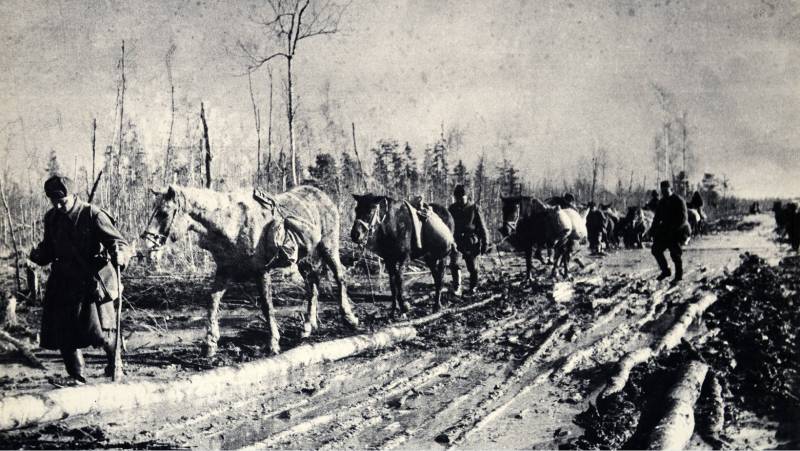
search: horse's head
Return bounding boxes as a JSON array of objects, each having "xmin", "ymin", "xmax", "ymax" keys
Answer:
[
  {"xmin": 141, "ymin": 186, "xmax": 189, "ymax": 252},
  {"xmin": 499, "ymin": 196, "xmax": 530, "ymax": 237},
  {"xmin": 350, "ymin": 193, "xmax": 389, "ymax": 245}
]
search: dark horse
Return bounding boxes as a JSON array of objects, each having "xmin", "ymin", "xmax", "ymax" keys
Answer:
[
  {"xmin": 141, "ymin": 185, "xmax": 359, "ymax": 356},
  {"xmin": 350, "ymin": 194, "xmax": 456, "ymax": 315},
  {"xmin": 499, "ymin": 196, "xmax": 587, "ymax": 279}
]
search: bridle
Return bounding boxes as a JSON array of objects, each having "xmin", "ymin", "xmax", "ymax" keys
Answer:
[
  {"xmin": 140, "ymin": 199, "xmax": 179, "ymax": 249},
  {"xmin": 356, "ymin": 198, "xmax": 387, "ymax": 242}
]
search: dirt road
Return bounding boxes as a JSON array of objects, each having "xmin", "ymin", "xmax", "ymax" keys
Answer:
[{"xmin": 0, "ymin": 213, "xmax": 790, "ymax": 449}]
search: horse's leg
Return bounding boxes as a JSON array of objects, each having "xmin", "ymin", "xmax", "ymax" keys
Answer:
[
  {"xmin": 396, "ymin": 261, "xmax": 412, "ymax": 314},
  {"xmin": 298, "ymin": 262, "xmax": 320, "ymax": 339},
  {"xmin": 256, "ymin": 271, "xmax": 280, "ymax": 355},
  {"xmin": 320, "ymin": 245, "xmax": 359, "ymax": 328},
  {"xmin": 386, "ymin": 261, "xmax": 399, "ymax": 317},
  {"xmin": 551, "ymin": 243, "xmax": 562, "ymax": 279},
  {"xmin": 202, "ymin": 277, "xmax": 228, "ymax": 357},
  {"xmin": 426, "ymin": 256, "xmax": 445, "ymax": 312},
  {"xmin": 524, "ymin": 246, "xmax": 534, "ymax": 282}
]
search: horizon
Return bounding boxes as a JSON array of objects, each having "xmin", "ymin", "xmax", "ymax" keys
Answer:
[{"xmin": 1, "ymin": 0, "xmax": 799, "ymax": 198}]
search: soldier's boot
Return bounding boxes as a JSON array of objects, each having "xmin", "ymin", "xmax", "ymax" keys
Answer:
[
  {"xmin": 466, "ymin": 272, "xmax": 479, "ymax": 295},
  {"xmin": 653, "ymin": 251, "xmax": 671, "ymax": 280},
  {"xmin": 451, "ymin": 268, "xmax": 462, "ymax": 296},
  {"xmin": 671, "ymin": 256, "xmax": 684, "ymax": 286},
  {"xmin": 60, "ymin": 348, "xmax": 86, "ymax": 384}
]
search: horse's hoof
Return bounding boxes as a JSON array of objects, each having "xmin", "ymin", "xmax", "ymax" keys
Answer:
[
  {"xmin": 343, "ymin": 312, "xmax": 360, "ymax": 329},
  {"xmin": 201, "ymin": 342, "xmax": 217, "ymax": 358},
  {"xmin": 301, "ymin": 323, "xmax": 313, "ymax": 339}
]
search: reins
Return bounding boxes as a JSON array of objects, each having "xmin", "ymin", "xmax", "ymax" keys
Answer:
[{"xmin": 140, "ymin": 198, "xmax": 179, "ymax": 249}]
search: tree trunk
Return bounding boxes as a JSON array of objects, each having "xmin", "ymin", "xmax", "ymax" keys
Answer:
[
  {"xmin": 0, "ymin": 326, "xmax": 417, "ymax": 431},
  {"xmin": 164, "ymin": 85, "xmax": 175, "ymax": 185},
  {"xmin": 266, "ymin": 68, "xmax": 274, "ymax": 186},
  {"xmin": 648, "ymin": 361, "xmax": 709, "ymax": 450},
  {"xmin": 200, "ymin": 102, "xmax": 212, "ymax": 189},
  {"xmin": 0, "ymin": 179, "xmax": 21, "ymax": 293},
  {"xmin": 287, "ymin": 56, "xmax": 298, "ymax": 187}
]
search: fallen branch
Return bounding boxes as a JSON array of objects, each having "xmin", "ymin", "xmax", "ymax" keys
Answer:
[
  {"xmin": 0, "ymin": 329, "xmax": 45, "ymax": 370},
  {"xmin": 393, "ymin": 293, "xmax": 504, "ymax": 328},
  {"xmin": 647, "ymin": 360, "xmax": 709, "ymax": 450},
  {"xmin": 0, "ymin": 326, "xmax": 416, "ymax": 431}
]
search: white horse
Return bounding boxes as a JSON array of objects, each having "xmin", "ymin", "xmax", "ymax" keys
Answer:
[{"xmin": 141, "ymin": 185, "xmax": 359, "ymax": 356}]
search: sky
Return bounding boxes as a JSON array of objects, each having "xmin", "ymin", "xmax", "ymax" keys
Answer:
[{"xmin": 1, "ymin": 0, "xmax": 799, "ymax": 198}]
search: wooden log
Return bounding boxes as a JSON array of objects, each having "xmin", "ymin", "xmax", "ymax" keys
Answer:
[
  {"xmin": 648, "ymin": 360, "xmax": 709, "ymax": 450},
  {"xmin": 0, "ymin": 326, "xmax": 416, "ymax": 431},
  {"xmin": 655, "ymin": 293, "xmax": 717, "ymax": 353},
  {"xmin": 602, "ymin": 347, "xmax": 654, "ymax": 397},
  {"xmin": 0, "ymin": 329, "xmax": 44, "ymax": 370}
]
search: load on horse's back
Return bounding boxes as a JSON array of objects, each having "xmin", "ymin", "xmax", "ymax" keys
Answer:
[
  {"xmin": 499, "ymin": 196, "xmax": 586, "ymax": 279},
  {"xmin": 141, "ymin": 184, "xmax": 358, "ymax": 356},
  {"xmin": 350, "ymin": 194, "xmax": 456, "ymax": 315}
]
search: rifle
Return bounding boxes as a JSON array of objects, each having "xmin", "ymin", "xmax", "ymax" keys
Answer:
[{"xmin": 112, "ymin": 264, "xmax": 123, "ymax": 381}]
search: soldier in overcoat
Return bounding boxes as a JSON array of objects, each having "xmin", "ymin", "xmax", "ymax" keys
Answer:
[
  {"xmin": 448, "ymin": 184, "xmax": 488, "ymax": 295},
  {"xmin": 29, "ymin": 175, "xmax": 130, "ymax": 383},
  {"xmin": 650, "ymin": 180, "xmax": 690, "ymax": 285}
]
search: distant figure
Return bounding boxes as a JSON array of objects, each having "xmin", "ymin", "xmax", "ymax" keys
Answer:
[
  {"xmin": 645, "ymin": 190, "xmax": 659, "ymax": 212},
  {"xmin": 650, "ymin": 181, "xmax": 690, "ymax": 285},
  {"xmin": 687, "ymin": 191, "xmax": 706, "ymax": 235},
  {"xmin": 28, "ymin": 175, "xmax": 130, "ymax": 383},
  {"xmin": 749, "ymin": 202, "xmax": 761, "ymax": 215},
  {"xmin": 448, "ymin": 184, "xmax": 488, "ymax": 295}
]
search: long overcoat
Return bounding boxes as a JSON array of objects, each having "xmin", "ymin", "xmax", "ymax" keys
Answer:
[{"xmin": 30, "ymin": 200, "xmax": 127, "ymax": 350}]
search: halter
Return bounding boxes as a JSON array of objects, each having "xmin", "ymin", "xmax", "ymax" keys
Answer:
[
  {"xmin": 356, "ymin": 198, "xmax": 387, "ymax": 241},
  {"xmin": 140, "ymin": 198, "xmax": 179, "ymax": 249}
]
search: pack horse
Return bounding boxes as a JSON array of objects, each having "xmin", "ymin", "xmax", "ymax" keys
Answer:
[{"xmin": 141, "ymin": 185, "xmax": 359, "ymax": 356}]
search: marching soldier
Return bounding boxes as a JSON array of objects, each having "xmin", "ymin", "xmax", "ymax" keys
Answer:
[
  {"xmin": 650, "ymin": 180, "xmax": 690, "ymax": 285},
  {"xmin": 29, "ymin": 175, "xmax": 130, "ymax": 383},
  {"xmin": 448, "ymin": 184, "xmax": 488, "ymax": 295}
]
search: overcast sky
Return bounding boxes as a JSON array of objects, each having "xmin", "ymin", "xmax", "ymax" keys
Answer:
[{"xmin": 1, "ymin": 0, "xmax": 799, "ymax": 198}]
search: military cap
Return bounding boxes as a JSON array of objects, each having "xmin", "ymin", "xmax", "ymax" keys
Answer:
[{"xmin": 44, "ymin": 175, "xmax": 73, "ymax": 199}]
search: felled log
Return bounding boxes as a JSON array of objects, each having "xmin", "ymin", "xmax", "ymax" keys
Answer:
[
  {"xmin": 655, "ymin": 293, "xmax": 717, "ymax": 353},
  {"xmin": 602, "ymin": 347, "xmax": 654, "ymax": 397},
  {"xmin": 0, "ymin": 326, "xmax": 416, "ymax": 431},
  {"xmin": 0, "ymin": 329, "xmax": 44, "ymax": 370},
  {"xmin": 647, "ymin": 360, "xmax": 709, "ymax": 450}
]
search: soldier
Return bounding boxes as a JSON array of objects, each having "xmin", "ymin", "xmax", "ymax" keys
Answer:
[
  {"xmin": 29, "ymin": 175, "xmax": 130, "ymax": 383},
  {"xmin": 650, "ymin": 180, "xmax": 689, "ymax": 285},
  {"xmin": 448, "ymin": 184, "xmax": 488, "ymax": 295}
]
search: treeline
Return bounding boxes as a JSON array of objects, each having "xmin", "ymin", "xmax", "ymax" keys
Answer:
[{"xmin": 0, "ymin": 122, "xmax": 746, "ymax": 273}]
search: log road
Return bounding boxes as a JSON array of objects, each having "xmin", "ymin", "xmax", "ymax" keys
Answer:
[{"xmin": 0, "ymin": 214, "xmax": 786, "ymax": 449}]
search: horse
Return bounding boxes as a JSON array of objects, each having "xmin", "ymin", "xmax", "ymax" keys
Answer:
[
  {"xmin": 687, "ymin": 191, "xmax": 706, "ymax": 236},
  {"xmin": 499, "ymin": 196, "xmax": 587, "ymax": 279},
  {"xmin": 618, "ymin": 206, "xmax": 653, "ymax": 248},
  {"xmin": 586, "ymin": 203, "xmax": 619, "ymax": 254},
  {"xmin": 687, "ymin": 208, "xmax": 703, "ymax": 236},
  {"xmin": 350, "ymin": 194, "xmax": 455, "ymax": 315},
  {"xmin": 141, "ymin": 185, "xmax": 359, "ymax": 356}
]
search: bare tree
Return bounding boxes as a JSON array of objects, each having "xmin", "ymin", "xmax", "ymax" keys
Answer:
[
  {"xmin": 164, "ymin": 43, "xmax": 177, "ymax": 184},
  {"xmin": 247, "ymin": 71, "xmax": 262, "ymax": 184},
  {"xmin": 239, "ymin": 0, "xmax": 351, "ymax": 187}
]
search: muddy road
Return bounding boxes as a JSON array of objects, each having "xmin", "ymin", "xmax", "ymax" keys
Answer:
[{"xmin": 0, "ymin": 213, "xmax": 795, "ymax": 449}]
